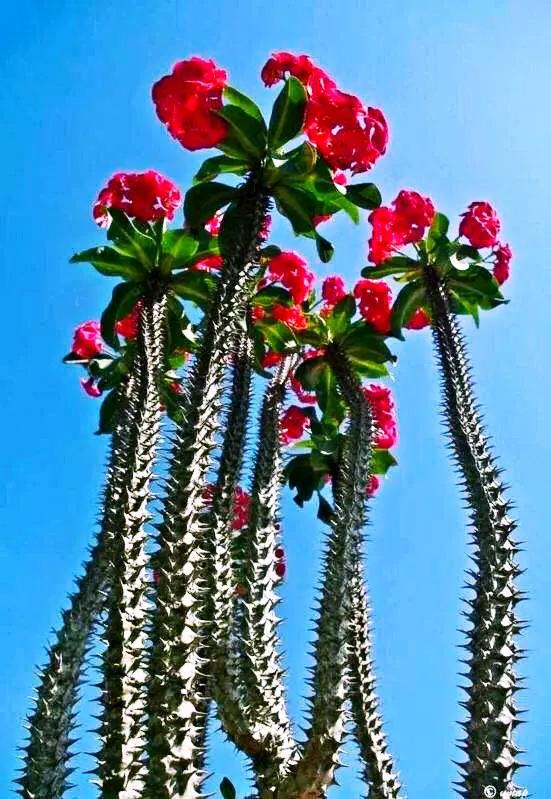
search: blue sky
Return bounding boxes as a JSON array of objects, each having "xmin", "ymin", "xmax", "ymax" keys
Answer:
[{"xmin": 1, "ymin": 1, "xmax": 551, "ymax": 796}]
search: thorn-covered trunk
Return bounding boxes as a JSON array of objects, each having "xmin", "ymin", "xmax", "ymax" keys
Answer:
[{"xmin": 424, "ymin": 264, "xmax": 524, "ymax": 799}]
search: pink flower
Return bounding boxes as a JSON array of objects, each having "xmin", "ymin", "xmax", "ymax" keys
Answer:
[
  {"xmin": 493, "ymin": 242, "xmax": 512, "ymax": 285},
  {"xmin": 115, "ymin": 303, "xmax": 142, "ymax": 340},
  {"xmin": 152, "ymin": 57, "xmax": 229, "ymax": 150},
  {"xmin": 80, "ymin": 377, "xmax": 102, "ymax": 398},
  {"xmin": 262, "ymin": 351, "xmax": 284, "ymax": 369},
  {"xmin": 72, "ymin": 321, "xmax": 103, "ymax": 359},
  {"xmin": 290, "ymin": 374, "xmax": 317, "ymax": 405},
  {"xmin": 259, "ymin": 215, "xmax": 272, "ymax": 241},
  {"xmin": 232, "ymin": 486, "xmax": 252, "ymax": 530},
  {"xmin": 272, "ymin": 304, "xmax": 308, "ymax": 331},
  {"xmin": 260, "ymin": 51, "xmax": 335, "ymax": 95},
  {"xmin": 459, "ymin": 201, "xmax": 501, "ymax": 248},
  {"xmin": 322, "ymin": 275, "xmax": 347, "ymax": 306},
  {"xmin": 363, "ymin": 384, "xmax": 398, "ymax": 449},
  {"xmin": 93, "ymin": 170, "xmax": 181, "ymax": 226},
  {"xmin": 268, "ymin": 251, "xmax": 315, "ymax": 305},
  {"xmin": 205, "ymin": 212, "xmax": 223, "ymax": 235},
  {"xmin": 367, "ymin": 190, "xmax": 435, "ymax": 263},
  {"xmin": 193, "ymin": 254, "xmax": 223, "ymax": 271},
  {"xmin": 353, "ymin": 279, "xmax": 392, "ymax": 334},
  {"xmin": 280, "ymin": 405, "xmax": 310, "ymax": 444},
  {"xmin": 405, "ymin": 307, "xmax": 431, "ymax": 330},
  {"xmin": 366, "ymin": 474, "xmax": 380, "ymax": 497}
]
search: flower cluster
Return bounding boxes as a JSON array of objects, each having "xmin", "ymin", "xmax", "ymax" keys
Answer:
[
  {"xmin": 93, "ymin": 170, "xmax": 181, "ymax": 226},
  {"xmin": 353, "ymin": 279, "xmax": 392, "ymax": 333},
  {"xmin": 280, "ymin": 405, "xmax": 310, "ymax": 445},
  {"xmin": 368, "ymin": 190, "xmax": 435, "ymax": 263},
  {"xmin": 267, "ymin": 251, "xmax": 315, "ymax": 304},
  {"xmin": 202, "ymin": 484, "xmax": 252, "ymax": 531},
  {"xmin": 261, "ymin": 51, "xmax": 388, "ymax": 174},
  {"xmin": 363, "ymin": 384, "xmax": 398, "ymax": 450},
  {"xmin": 459, "ymin": 202, "xmax": 512, "ymax": 285},
  {"xmin": 152, "ymin": 57, "xmax": 229, "ymax": 150},
  {"xmin": 116, "ymin": 303, "xmax": 142, "ymax": 340}
]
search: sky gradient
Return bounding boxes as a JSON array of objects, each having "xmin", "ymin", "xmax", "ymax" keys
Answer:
[{"xmin": 1, "ymin": 1, "xmax": 550, "ymax": 796}]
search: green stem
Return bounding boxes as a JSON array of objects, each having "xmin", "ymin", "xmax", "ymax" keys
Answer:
[
  {"xmin": 18, "ymin": 364, "xmax": 144, "ymax": 799},
  {"xmin": 96, "ymin": 295, "xmax": 167, "ymax": 797},
  {"xmin": 146, "ymin": 172, "xmax": 270, "ymax": 799},
  {"xmin": 424, "ymin": 264, "xmax": 524, "ymax": 798}
]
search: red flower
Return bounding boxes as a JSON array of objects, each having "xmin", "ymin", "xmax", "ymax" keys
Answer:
[
  {"xmin": 366, "ymin": 474, "xmax": 380, "ymax": 497},
  {"xmin": 275, "ymin": 560, "xmax": 286, "ymax": 579},
  {"xmin": 193, "ymin": 254, "xmax": 223, "ymax": 271},
  {"xmin": 493, "ymin": 242, "xmax": 512, "ymax": 285},
  {"xmin": 353, "ymin": 279, "xmax": 392, "ymax": 333},
  {"xmin": 322, "ymin": 275, "xmax": 347, "ymax": 306},
  {"xmin": 268, "ymin": 251, "xmax": 315, "ymax": 305},
  {"xmin": 93, "ymin": 170, "xmax": 181, "ymax": 227},
  {"xmin": 459, "ymin": 201, "xmax": 501, "ymax": 248},
  {"xmin": 363, "ymin": 384, "xmax": 398, "ymax": 449},
  {"xmin": 272, "ymin": 304, "xmax": 308, "ymax": 331},
  {"xmin": 262, "ymin": 351, "xmax": 284, "ymax": 369},
  {"xmin": 205, "ymin": 212, "xmax": 223, "ymax": 236},
  {"xmin": 252, "ymin": 306, "xmax": 267, "ymax": 322},
  {"xmin": 405, "ymin": 307, "xmax": 431, "ymax": 330},
  {"xmin": 260, "ymin": 51, "xmax": 335, "ymax": 96},
  {"xmin": 152, "ymin": 57, "xmax": 229, "ymax": 150},
  {"xmin": 290, "ymin": 374, "xmax": 317, "ymax": 405},
  {"xmin": 259, "ymin": 215, "xmax": 272, "ymax": 241},
  {"xmin": 72, "ymin": 321, "xmax": 103, "ymax": 359},
  {"xmin": 169, "ymin": 381, "xmax": 183, "ymax": 395},
  {"xmin": 280, "ymin": 405, "xmax": 310, "ymax": 445},
  {"xmin": 232, "ymin": 486, "xmax": 252, "ymax": 530},
  {"xmin": 305, "ymin": 88, "xmax": 388, "ymax": 174},
  {"xmin": 80, "ymin": 377, "xmax": 102, "ymax": 398},
  {"xmin": 313, "ymin": 214, "xmax": 332, "ymax": 227},
  {"xmin": 333, "ymin": 171, "xmax": 347, "ymax": 186},
  {"xmin": 115, "ymin": 303, "xmax": 142, "ymax": 340},
  {"xmin": 367, "ymin": 190, "xmax": 435, "ymax": 263}
]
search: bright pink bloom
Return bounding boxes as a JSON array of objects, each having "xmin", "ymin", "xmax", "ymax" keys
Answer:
[
  {"xmin": 260, "ymin": 51, "xmax": 335, "ymax": 96},
  {"xmin": 313, "ymin": 214, "xmax": 332, "ymax": 227},
  {"xmin": 363, "ymin": 384, "xmax": 398, "ymax": 449},
  {"xmin": 252, "ymin": 306, "xmax": 267, "ymax": 322},
  {"xmin": 80, "ymin": 377, "xmax": 102, "ymax": 398},
  {"xmin": 272, "ymin": 304, "xmax": 308, "ymax": 331},
  {"xmin": 459, "ymin": 201, "xmax": 501, "ymax": 248},
  {"xmin": 262, "ymin": 351, "xmax": 284, "ymax": 369},
  {"xmin": 93, "ymin": 170, "xmax": 181, "ymax": 226},
  {"xmin": 152, "ymin": 57, "xmax": 229, "ymax": 150},
  {"xmin": 259, "ymin": 215, "xmax": 272, "ymax": 241},
  {"xmin": 275, "ymin": 560, "xmax": 286, "ymax": 578},
  {"xmin": 322, "ymin": 275, "xmax": 347, "ymax": 306},
  {"xmin": 333, "ymin": 171, "xmax": 348, "ymax": 186},
  {"xmin": 268, "ymin": 251, "xmax": 315, "ymax": 305},
  {"xmin": 205, "ymin": 212, "xmax": 223, "ymax": 235},
  {"xmin": 367, "ymin": 190, "xmax": 435, "ymax": 263},
  {"xmin": 353, "ymin": 279, "xmax": 392, "ymax": 333},
  {"xmin": 366, "ymin": 474, "xmax": 380, "ymax": 497},
  {"xmin": 280, "ymin": 404, "xmax": 310, "ymax": 445},
  {"xmin": 405, "ymin": 307, "xmax": 431, "ymax": 330},
  {"xmin": 232, "ymin": 486, "xmax": 252, "ymax": 530},
  {"xmin": 493, "ymin": 242, "xmax": 512, "ymax": 285},
  {"xmin": 193, "ymin": 254, "xmax": 223, "ymax": 271},
  {"xmin": 72, "ymin": 321, "xmax": 103, "ymax": 359},
  {"xmin": 115, "ymin": 303, "xmax": 142, "ymax": 340},
  {"xmin": 305, "ymin": 88, "xmax": 388, "ymax": 174},
  {"xmin": 367, "ymin": 206, "xmax": 400, "ymax": 264},
  {"xmin": 290, "ymin": 374, "xmax": 317, "ymax": 405}
]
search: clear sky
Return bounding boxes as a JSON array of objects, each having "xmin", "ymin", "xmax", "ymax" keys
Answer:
[{"xmin": 1, "ymin": 1, "xmax": 550, "ymax": 796}]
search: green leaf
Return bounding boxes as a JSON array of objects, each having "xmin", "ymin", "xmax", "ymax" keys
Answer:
[
  {"xmin": 326, "ymin": 295, "xmax": 356, "ymax": 337},
  {"xmin": 70, "ymin": 246, "xmax": 145, "ymax": 281},
  {"xmin": 101, "ymin": 282, "xmax": 142, "ymax": 349},
  {"xmin": 339, "ymin": 324, "xmax": 395, "ymax": 374},
  {"xmin": 345, "ymin": 182, "xmax": 382, "ymax": 210},
  {"xmin": 268, "ymin": 77, "xmax": 307, "ymax": 151},
  {"xmin": 429, "ymin": 212, "xmax": 449, "ymax": 237},
  {"xmin": 447, "ymin": 264, "xmax": 505, "ymax": 315},
  {"xmin": 254, "ymin": 285, "xmax": 292, "ymax": 307},
  {"xmin": 317, "ymin": 493, "xmax": 334, "ymax": 524},
  {"xmin": 106, "ymin": 208, "xmax": 157, "ymax": 266},
  {"xmin": 273, "ymin": 142, "xmax": 317, "ymax": 183},
  {"xmin": 96, "ymin": 389, "xmax": 119, "ymax": 435},
  {"xmin": 217, "ymin": 105, "xmax": 267, "ymax": 159},
  {"xmin": 220, "ymin": 778, "xmax": 237, "ymax": 799},
  {"xmin": 295, "ymin": 356, "xmax": 327, "ymax": 390},
  {"xmin": 260, "ymin": 244, "xmax": 282, "ymax": 259},
  {"xmin": 194, "ymin": 154, "xmax": 250, "ymax": 183},
  {"xmin": 171, "ymin": 270, "xmax": 218, "ymax": 309},
  {"xmin": 455, "ymin": 243, "xmax": 482, "ymax": 261},
  {"xmin": 184, "ymin": 182, "xmax": 238, "ymax": 229},
  {"xmin": 255, "ymin": 320, "xmax": 296, "ymax": 352},
  {"xmin": 426, "ymin": 212, "xmax": 450, "ymax": 257},
  {"xmin": 273, "ymin": 184, "xmax": 317, "ymax": 237},
  {"xmin": 161, "ymin": 230, "xmax": 200, "ymax": 272},
  {"xmin": 390, "ymin": 280, "xmax": 427, "ymax": 338},
  {"xmin": 371, "ymin": 448, "xmax": 397, "ymax": 476},
  {"xmin": 361, "ymin": 256, "xmax": 420, "ymax": 280},
  {"xmin": 315, "ymin": 232, "xmax": 334, "ymax": 263},
  {"xmin": 223, "ymin": 86, "xmax": 265, "ymax": 122}
]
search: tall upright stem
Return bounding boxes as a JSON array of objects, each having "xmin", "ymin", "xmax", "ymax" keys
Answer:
[
  {"xmin": 146, "ymin": 172, "xmax": 270, "ymax": 799},
  {"xmin": 424, "ymin": 264, "xmax": 524, "ymax": 798}
]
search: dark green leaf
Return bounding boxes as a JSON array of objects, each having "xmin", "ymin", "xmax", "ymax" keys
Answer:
[
  {"xmin": 220, "ymin": 777, "xmax": 237, "ymax": 799},
  {"xmin": 255, "ymin": 320, "xmax": 296, "ymax": 352},
  {"xmin": 184, "ymin": 182, "xmax": 238, "ymax": 229},
  {"xmin": 194, "ymin": 154, "xmax": 250, "ymax": 183},
  {"xmin": 390, "ymin": 280, "xmax": 427, "ymax": 338},
  {"xmin": 105, "ymin": 208, "xmax": 157, "ymax": 265},
  {"xmin": 96, "ymin": 389, "xmax": 119, "ymax": 435},
  {"xmin": 223, "ymin": 86, "xmax": 265, "ymax": 122},
  {"xmin": 70, "ymin": 246, "xmax": 145, "ymax": 281},
  {"xmin": 455, "ymin": 243, "xmax": 482, "ymax": 261},
  {"xmin": 101, "ymin": 282, "xmax": 142, "ymax": 350},
  {"xmin": 217, "ymin": 105, "xmax": 267, "ymax": 159},
  {"xmin": 273, "ymin": 184, "xmax": 317, "ymax": 237},
  {"xmin": 371, "ymin": 448, "xmax": 397, "ymax": 476},
  {"xmin": 295, "ymin": 356, "xmax": 327, "ymax": 390},
  {"xmin": 268, "ymin": 77, "xmax": 307, "ymax": 151},
  {"xmin": 317, "ymin": 493, "xmax": 334, "ymax": 524},
  {"xmin": 273, "ymin": 142, "xmax": 317, "ymax": 182},
  {"xmin": 345, "ymin": 182, "xmax": 382, "ymax": 210},
  {"xmin": 361, "ymin": 256, "xmax": 420, "ymax": 280},
  {"xmin": 326, "ymin": 295, "xmax": 356, "ymax": 337},
  {"xmin": 171, "ymin": 270, "xmax": 218, "ymax": 309},
  {"xmin": 161, "ymin": 230, "xmax": 200, "ymax": 271},
  {"xmin": 315, "ymin": 232, "xmax": 334, "ymax": 263},
  {"xmin": 260, "ymin": 245, "xmax": 282, "ymax": 259},
  {"xmin": 254, "ymin": 285, "xmax": 292, "ymax": 307}
]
